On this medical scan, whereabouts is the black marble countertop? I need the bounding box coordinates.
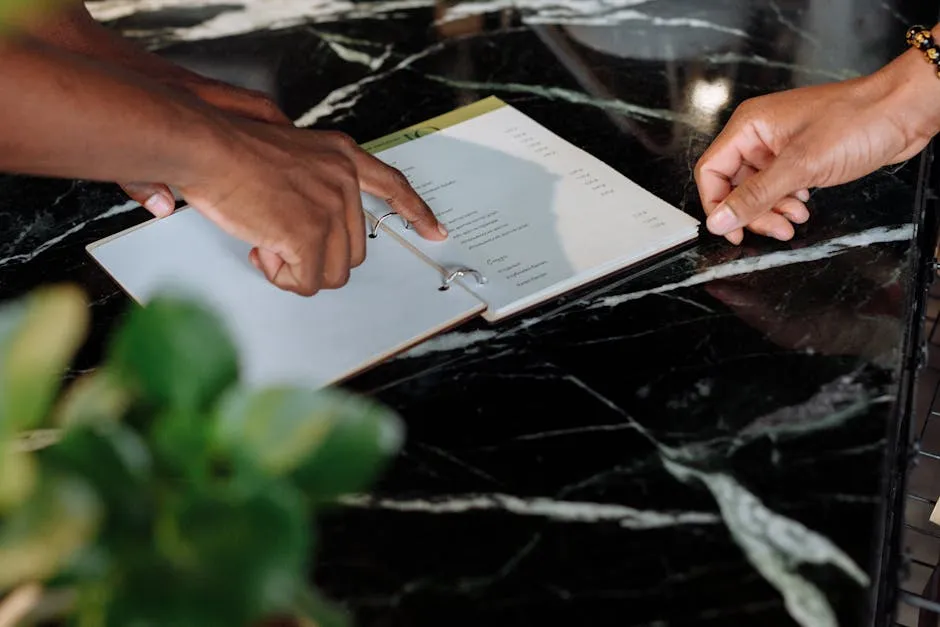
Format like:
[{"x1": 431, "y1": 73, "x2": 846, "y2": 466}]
[{"x1": 3, "y1": 1, "x2": 939, "y2": 625}]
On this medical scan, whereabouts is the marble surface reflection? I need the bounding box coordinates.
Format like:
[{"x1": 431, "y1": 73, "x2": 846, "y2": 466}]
[{"x1": 1, "y1": 1, "x2": 938, "y2": 625}]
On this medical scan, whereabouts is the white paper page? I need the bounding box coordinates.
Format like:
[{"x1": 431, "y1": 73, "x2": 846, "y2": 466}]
[
  {"x1": 88, "y1": 208, "x2": 485, "y2": 388},
  {"x1": 362, "y1": 104, "x2": 699, "y2": 320}
]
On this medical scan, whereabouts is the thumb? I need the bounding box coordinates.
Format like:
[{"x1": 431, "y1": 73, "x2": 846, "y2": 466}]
[
  {"x1": 705, "y1": 157, "x2": 806, "y2": 237},
  {"x1": 121, "y1": 182, "x2": 176, "y2": 217}
]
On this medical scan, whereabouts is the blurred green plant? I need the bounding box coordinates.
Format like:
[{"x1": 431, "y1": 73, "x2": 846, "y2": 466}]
[
  {"x1": 0, "y1": 0, "x2": 67, "y2": 31},
  {"x1": 0, "y1": 0, "x2": 30, "y2": 23},
  {"x1": 0, "y1": 284, "x2": 405, "y2": 627}
]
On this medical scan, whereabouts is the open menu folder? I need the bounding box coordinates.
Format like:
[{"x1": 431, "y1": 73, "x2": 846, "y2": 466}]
[{"x1": 87, "y1": 96, "x2": 700, "y2": 388}]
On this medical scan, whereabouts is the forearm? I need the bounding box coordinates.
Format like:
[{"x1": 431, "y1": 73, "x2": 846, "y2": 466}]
[
  {"x1": 9, "y1": 1, "x2": 204, "y2": 84},
  {"x1": 0, "y1": 35, "x2": 223, "y2": 186}
]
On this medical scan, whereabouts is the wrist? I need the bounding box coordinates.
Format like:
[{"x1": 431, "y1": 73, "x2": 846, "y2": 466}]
[
  {"x1": 157, "y1": 102, "x2": 242, "y2": 193},
  {"x1": 869, "y1": 24, "x2": 940, "y2": 145}
]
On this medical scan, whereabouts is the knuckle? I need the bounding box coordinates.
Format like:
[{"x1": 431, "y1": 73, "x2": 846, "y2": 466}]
[
  {"x1": 277, "y1": 271, "x2": 318, "y2": 297},
  {"x1": 323, "y1": 152, "x2": 358, "y2": 181},
  {"x1": 734, "y1": 97, "x2": 760, "y2": 117},
  {"x1": 309, "y1": 182, "x2": 346, "y2": 212},
  {"x1": 387, "y1": 166, "x2": 412, "y2": 189},
  {"x1": 296, "y1": 284, "x2": 319, "y2": 297},
  {"x1": 300, "y1": 216, "x2": 329, "y2": 240},
  {"x1": 324, "y1": 130, "x2": 358, "y2": 152},
  {"x1": 290, "y1": 231, "x2": 326, "y2": 266},
  {"x1": 323, "y1": 185, "x2": 346, "y2": 210},
  {"x1": 324, "y1": 267, "x2": 351, "y2": 289}
]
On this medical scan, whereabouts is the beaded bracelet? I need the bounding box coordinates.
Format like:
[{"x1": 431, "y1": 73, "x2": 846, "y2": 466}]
[{"x1": 907, "y1": 25, "x2": 940, "y2": 76}]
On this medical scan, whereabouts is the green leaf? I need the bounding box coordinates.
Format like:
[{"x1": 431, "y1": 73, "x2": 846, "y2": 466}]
[
  {"x1": 0, "y1": 0, "x2": 68, "y2": 32},
  {"x1": 0, "y1": 448, "x2": 37, "y2": 512},
  {"x1": 108, "y1": 295, "x2": 239, "y2": 412},
  {"x1": 0, "y1": 284, "x2": 89, "y2": 434},
  {"x1": 52, "y1": 368, "x2": 133, "y2": 428},
  {"x1": 150, "y1": 409, "x2": 212, "y2": 484},
  {"x1": 0, "y1": 471, "x2": 102, "y2": 591},
  {"x1": 107, "y1": 484, "x2": 309, "y2": 627},
  {"x1": 214, "y1": 387, "x2": 334, "y2": 476},
  {"x1": 214, "y1": 386, "x2": 404, "y2": 498},
  {"x1": 40, "y1": 423, "x2": 152, "y2": 541}
]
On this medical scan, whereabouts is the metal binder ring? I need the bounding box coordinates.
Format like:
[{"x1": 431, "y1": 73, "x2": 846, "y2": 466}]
[
  {"x1": 369, "y1": 212, "x2": 399, "y2": 238},
  {"x1": 369, "y1": 212, "x2": 412, "y2": 238},
  {"x1": 439, "y1": 267, "x2": 487, "y2": 291}
]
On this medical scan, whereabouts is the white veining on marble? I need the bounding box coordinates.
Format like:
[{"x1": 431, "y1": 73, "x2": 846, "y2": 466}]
[
  {"x1": 767, "y1": 0, "x2": 819, "y2": 47},
  {"x1": 879, "y1": 1, "x2": 909, "y2": 24},
  {"x1": 661, "y1": 371, "x2": 882, "y2": 469},
  {"x1": 51, "y1": 181, "x2": 80, "y2": 208},
  {"x1": 630, "y1": 366, "x2": 883, "y2": 625},
  {"x1": 437, "y1": 0, "x2": 647, "y2": 22},
  {"x1": 90, "y1": 0, "x2": 747, "y2": 44},
  {"x1": 339, "y1": 492, "x2": 720, "y2": 527},
  {"x1": 393, "y1": 329, "x2": 501, "y2": 359},
  {"x1": 663, "y1": 460, "x2": 869, "y2": 627},
  {"x1": 317, "y1": 33, "x2": 393, "y2": 70},
  {"x1": 0, "y1": 200, "x2": 140, "y2": 270},
  {"x1": 734, "y1": 374, "x2": 876, "y2": 444},
  {"x1": 295, "y1": 41, "x2": 446, "y2": 126},
  {"x1": 88, "y1": 0, "x2": 237, "y2": 22},
  {"x1": 424, "y1": 74, "x2": 694, "y2": 125},
  {"x1": 526, "y1": 12, "x2": 744, "y2": 35},
  {"x1": 591, "y1": 224, "x2": 914, "y2": 310},
  {"x1": 294, "y1": 78, "x2": 370, "y2": 126},
  {"x1": 704, "y1": 52, "x2": 860, "y2": 81},
  {"x1": 174, "y1": 0, "x2": 431, "y2": 42},
  {"x1": 414, "y1": 442, "x2": 502, "y2": 484},
  {"x1": 439, "y1": 0, "x2": 746, "y2": 37},
  {"x1": 485, "y1": 421, "x2": 640, "y2": 449},
  {"x1": 663, "y1": 293, "x2": 715, "y2": 314},
  {"x1": 89, "y1": 0, "x2": 436, "y2": 43}
]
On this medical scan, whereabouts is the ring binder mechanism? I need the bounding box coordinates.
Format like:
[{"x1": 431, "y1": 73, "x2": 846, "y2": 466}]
[
  {"x1": 368, "y1": 211, "x2": 411, "y2": 238},
  {"x1": 439, "y1": 267, "x2": 487, "y2": 291},
  {"x1": 367, "y1": 212, "x2": 483, "y2": 292}
]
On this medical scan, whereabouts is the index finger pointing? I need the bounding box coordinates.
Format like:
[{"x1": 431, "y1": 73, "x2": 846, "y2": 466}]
[{"x1": 351, "y1": 151, "x2": 448, "y2": 241}]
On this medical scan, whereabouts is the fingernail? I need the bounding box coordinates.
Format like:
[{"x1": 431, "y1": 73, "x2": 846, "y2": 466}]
[
  {"x1": 437, "y1": 223, "x2": 448, "y2": 237},
  {"x1": 144, "y1": 193, "x2": 173, "y2": 217},
  {"x1": 706, "y1": 205, "x2": 737, "y2": 235},
  {"x1": 796, "y1": 189, "x2": 810, "y2": 202}
]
